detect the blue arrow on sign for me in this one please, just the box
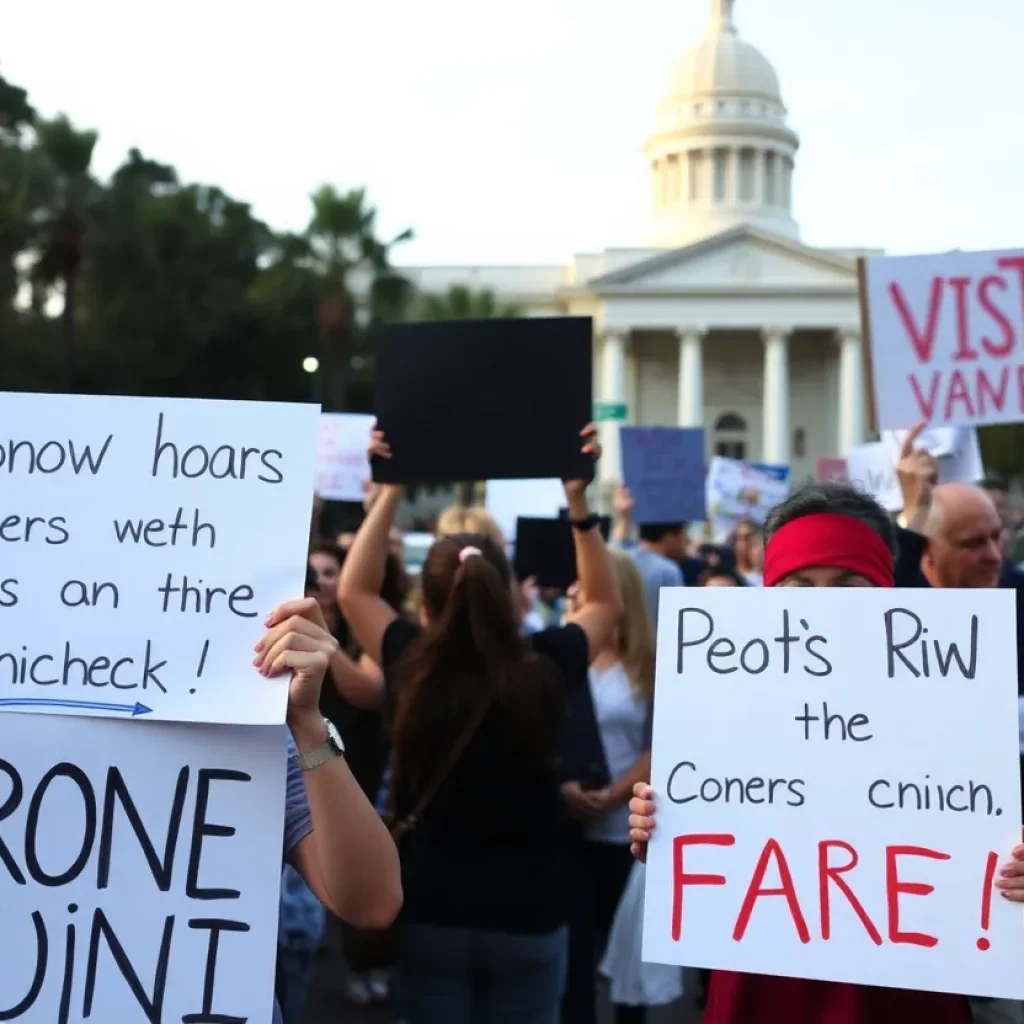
[0,698,153,716]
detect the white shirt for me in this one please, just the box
[586,661,649,845]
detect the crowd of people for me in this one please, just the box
[269,421,1024,1024]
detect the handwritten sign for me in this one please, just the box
[862,248,1024,429]
[705,457,789,540]
[0,714,286,1023]
[846,442,900,511]
[621,427,706,524]
[643,587,1024,999]
[0,392,318,725]
[315,414,375,502]
[847,429,984,513]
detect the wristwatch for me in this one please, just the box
[295,718,345,771]
[569,513,600,533]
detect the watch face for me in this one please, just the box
[325,719,344,752]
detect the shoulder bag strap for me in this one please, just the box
[388,696,494,842]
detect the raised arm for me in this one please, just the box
[327,647,385,711]
[337,431,402,667]
[566,424,622,663]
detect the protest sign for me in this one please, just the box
[861,247,1024,430]
[816,457,849,484]
[0,714,286,1023]
[847,428,984,513]
[643,587,1024,999]
[0,392,318,725]
[705,457,789,540]
[314,414,375,502]
[486,478,564,546]
[845,443,900,511]
[621,427,706,524]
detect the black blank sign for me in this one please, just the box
[515,515,612,591]
[371,317,593,484]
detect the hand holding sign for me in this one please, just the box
[895,420,939,528]
[254,598,339,720]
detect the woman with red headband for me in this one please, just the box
[627,482,1024,1024]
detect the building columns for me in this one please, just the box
[762,327,791,465]
[837,328,866,454]
[677,329,705,428]
[599,331,626,482]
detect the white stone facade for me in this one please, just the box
[398,0,880,488]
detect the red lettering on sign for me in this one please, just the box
[978,276,1016,357]
[733,838,810,944]
[889,278,944,363]
[817,840,882,945]
[671,833,734,941]
[998,256,1024,330]
[977,365,1010,415]
[943,369,976,421]
[884,845,950,948]
[906,364,1024,423]
[948,277,978,361]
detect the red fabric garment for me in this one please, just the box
[705,970,972,1024]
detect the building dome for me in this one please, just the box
[663,24,781,107]
[645,0,800,248]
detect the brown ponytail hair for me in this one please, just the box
[391,533,558,799]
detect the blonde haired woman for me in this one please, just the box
[435,505,506,547]
[561,548,654,1024]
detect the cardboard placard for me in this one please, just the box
[643,587,1024,999]
[0,392,318,725]
[861,248,1024,430]
[620,427,706,525]
[371,318,593,484]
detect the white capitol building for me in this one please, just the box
[401,0,876,489]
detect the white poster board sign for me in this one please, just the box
[847,429,984,512]
[863,248,1024,430]
[315,414,375,502]
[0,392,318,725]
[643,587,1024,1000]
[705,457,789,540]
[0,714,286,1023]
[486,478,564,545]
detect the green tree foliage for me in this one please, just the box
[0,69,412,408]
[418,283,521,321]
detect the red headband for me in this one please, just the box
[763,513,894,588]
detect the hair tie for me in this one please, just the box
[459,546,482,563]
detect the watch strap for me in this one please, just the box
[569,513,600,533]
[296,719,344,771]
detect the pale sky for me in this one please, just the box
[5,0,1020,266]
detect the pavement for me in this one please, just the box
[302,949,704,1024]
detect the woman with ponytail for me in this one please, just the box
[338,425,620,1024]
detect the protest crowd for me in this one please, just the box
[3,7,1023,1020]
[268,401,1024,1024]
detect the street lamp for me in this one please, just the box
[302,356,321,404]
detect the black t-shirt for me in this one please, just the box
[381,617,589,934]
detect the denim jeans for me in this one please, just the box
[398,921,568,1024]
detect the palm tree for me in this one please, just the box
[306,185,413,411]
[29,114,98,391]
[418,283,521,321]
[416,284,522,504]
